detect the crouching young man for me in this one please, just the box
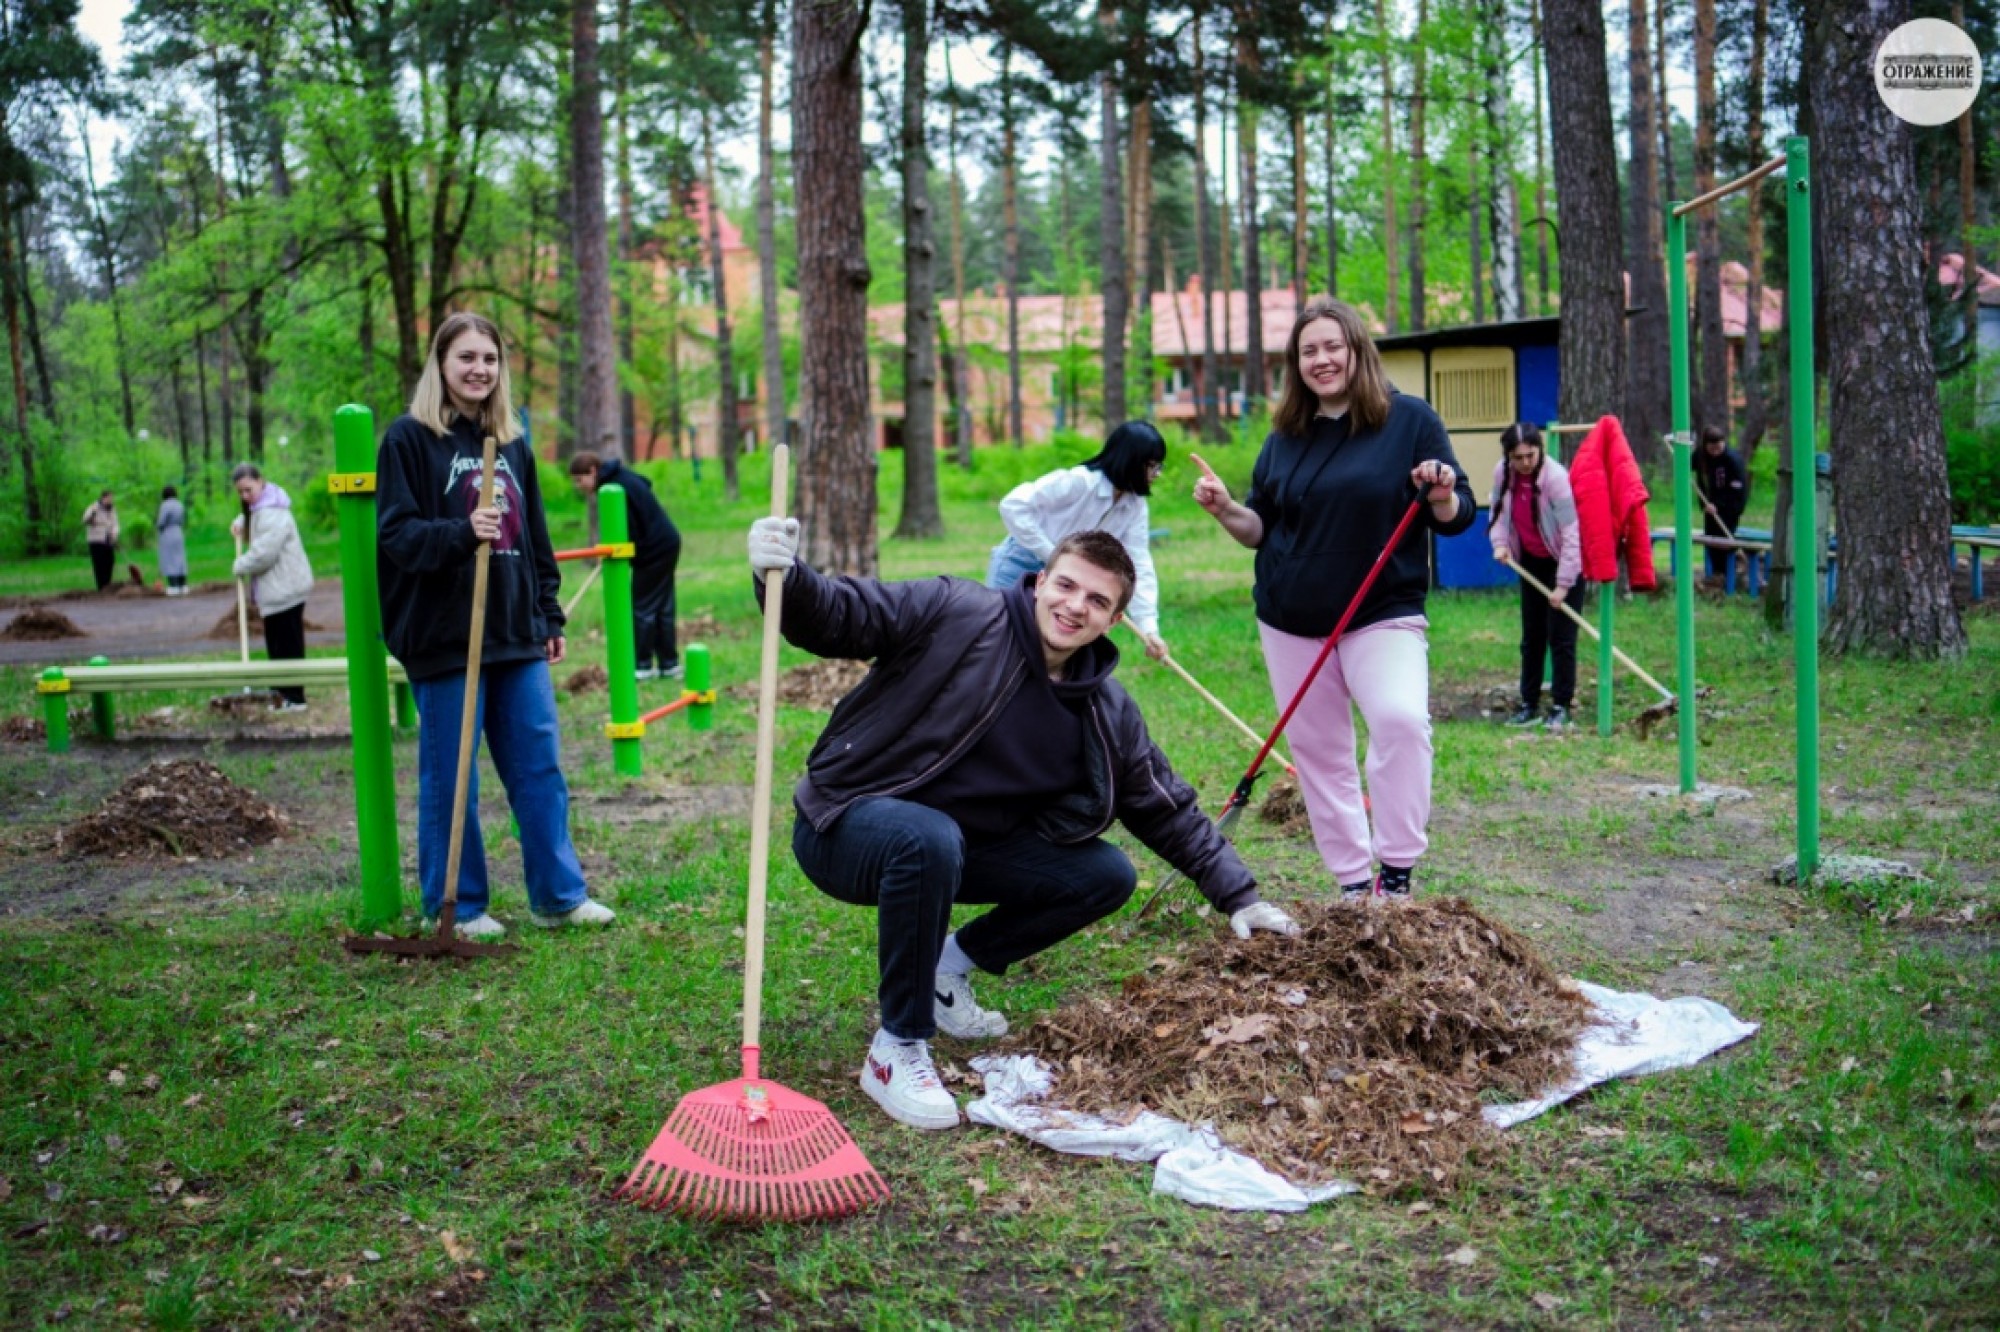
[748,520,1300,1131]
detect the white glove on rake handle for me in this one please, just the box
[1230,901,1301,939]
[748,516,801,575]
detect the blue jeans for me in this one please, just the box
[793,796,1137,1040]
[985,537,1043,591]
[412,658,589,920]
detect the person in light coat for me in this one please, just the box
[985,422,1170,660]
[82,491,119,590]
[1487,423,1584,732]
[230,463,315,711]
[156,485,189,595]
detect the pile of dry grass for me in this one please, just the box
[1258,775,1310,834]
[61,759,289,860]
[206,607,325,639]
[563,663,609,695]
[1,715,46,743]
[1003,898,1594,1191]
[2,606,87,641]
[730,658,869,710]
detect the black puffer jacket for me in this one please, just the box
[761,563,1261,914]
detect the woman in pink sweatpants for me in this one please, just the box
[1193,298,1476,900]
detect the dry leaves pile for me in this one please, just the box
[1258,775,1310,835]
[1,606,88,641]
[0,715,46,743]
[207,692,281,717]
[562,664,609,695]
[730,658,870,710]
[1006,898,1594,1191]
[61,759,289,860]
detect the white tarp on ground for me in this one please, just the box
[965,981,1758,1212]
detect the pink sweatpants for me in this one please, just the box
[1258,616,1433,884]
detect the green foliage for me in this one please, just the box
[1945,423,2000,525]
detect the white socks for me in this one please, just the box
[937,933,975,979]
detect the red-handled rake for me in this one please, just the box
[617,445,888,1222]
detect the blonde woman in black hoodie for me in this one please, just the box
[376,312,614,941]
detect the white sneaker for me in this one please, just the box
[933,971,1008,1039]
[425,912,506,940]
[659,661,685,679]
[633,667,660,681]
[859,1033,960,1130]
[529,899,617,929]
[273,700,309,714]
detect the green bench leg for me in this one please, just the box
[41,669,70,754]
[88,656,114,740]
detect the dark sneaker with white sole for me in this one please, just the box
[1545,705,1572,733]
[934,971,1008,1039]
[1504,703,1543,727]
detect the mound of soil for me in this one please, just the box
[207,692,282,717]
[1,715,46,743]
[730,658,870,710]
[60,759,289,860]
[679,612,733,641]
[206,606,326,638]
[1258,775,1311,835]
[1,607,88,641]
[563,664,609,695]
[1003,898,1594,1191]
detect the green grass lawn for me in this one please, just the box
[1,445,1995,1328]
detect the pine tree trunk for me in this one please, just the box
[615,0,637,457]
[944,39,972,465]
[571,0,620,460]
[1625,0,1670,463]
[1468,141,1483,323]
[758,1,788,452]
[1235,19,1263,410]
[1542,0,1626,425]
[895,0,941,539]
[1480,0,1521,321]
[1001,47,1024,446]
[1194,17,1223,442]
[1375,0,1399,333]
[1408,0,1428,331]
[1529,0,1549,315]
[1693,0,1728,435]
[793,0,877,575]
[1956,2,1978,352]
[1323,60,1339,300]
[1806,0,1966,658]
[1130,97,1155,419]
[76,117,136,434]
[1655,0,1676,203]
[703,114,741,500]
[0,186,39,549]
[1290,102,1307,309]
[1736,0,1770,461]
[1098,1,1128,428]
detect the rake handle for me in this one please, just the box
[1503,554,1675,701]
[1157,650,1295,774]
[562,557,604,620]
[742,444,790,1071]
[233,529,250,665]
[439,435,500,936]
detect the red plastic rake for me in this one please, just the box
[617,445,888,1222]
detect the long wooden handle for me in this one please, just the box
[1159,652,1295,773]
[233,530,250,665]
[742,444,789,1058]
[441,435,500,919]
[562,558,604,620]
[1691,470,1739,542]
[1506,556,1675,701]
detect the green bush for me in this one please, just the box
[1946,424,2000,525]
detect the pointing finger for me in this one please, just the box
[1189,452,1221,482]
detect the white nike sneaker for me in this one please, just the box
[933,971,1008,1039]
[858,1032,960,1130]
[529,898,617,929]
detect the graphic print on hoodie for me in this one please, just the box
[447,451,527,556]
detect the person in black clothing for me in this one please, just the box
[1693,425,1749,578]
[746,521,1300,1132]
[376,311,615,942]
[568,451,683,679]
[1193,296,1476,903]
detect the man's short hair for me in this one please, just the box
[1045,530,1136,613]
[568,451,603,477]
[1700,425,1726,446]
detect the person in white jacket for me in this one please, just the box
[1486,423,1584,732]
[230,463,316,711]
[985,421,1170,660]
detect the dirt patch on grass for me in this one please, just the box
[206,606,327,638]
[572,783,753,828]
[679,611,743,641]
[1431,683,1523,724]
[563,663,609,695]
[1258,775,1311,835]
[728,658,870,710]
[2,715,46,743]
[1,606,88,641]
[58,759,290,860]
[1004,897,1594,1191]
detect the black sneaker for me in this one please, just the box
[1504,703,1543,727]
[1340,880,1372,903]
[1373,868,1413,900]
[1545,705,1572,733]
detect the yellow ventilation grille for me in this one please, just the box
[1432,366,1512,427]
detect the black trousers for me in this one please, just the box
[263,604,307,705]
[1702,508,1745,577]
[632,543,681,671]
[1517,552,1582,710]
[89,543,116,590]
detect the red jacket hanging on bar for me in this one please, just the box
[1567,415,1659,591]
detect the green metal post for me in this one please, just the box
[1667,203,1698,793]
[392,679,415,733]
[1597,583,1615,737]
[88,656,114,740]
[333,403,403,928]
[686,643,713,732]
[41,668,70,754]
[600,484,642,777]
[1787,137,1820,879]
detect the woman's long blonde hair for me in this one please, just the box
[1272,298,1393,438]
[409,311,523,443]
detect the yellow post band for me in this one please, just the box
[328,472,378,495]
[604,720,646,740]
[691,689,717,705]
[606,543,636,560]
[36,677,72,694]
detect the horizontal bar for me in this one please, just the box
[1672,155,1787,217]
[639,693,698,726]
[554,545,615,562]
[43,659,408,693]
[1542,423,1602,434]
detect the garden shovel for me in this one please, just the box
[346,434,515,961]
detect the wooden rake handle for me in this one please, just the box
[1157,651,1295,774]
[233,530,250,665]
[440,435,500,931]
[1504,554,1675,701]
[742,444,790,1064]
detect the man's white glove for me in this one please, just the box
[749,516,801,575]
[1229,901,1301,939]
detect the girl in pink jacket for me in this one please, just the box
[1488,423,1583,732]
